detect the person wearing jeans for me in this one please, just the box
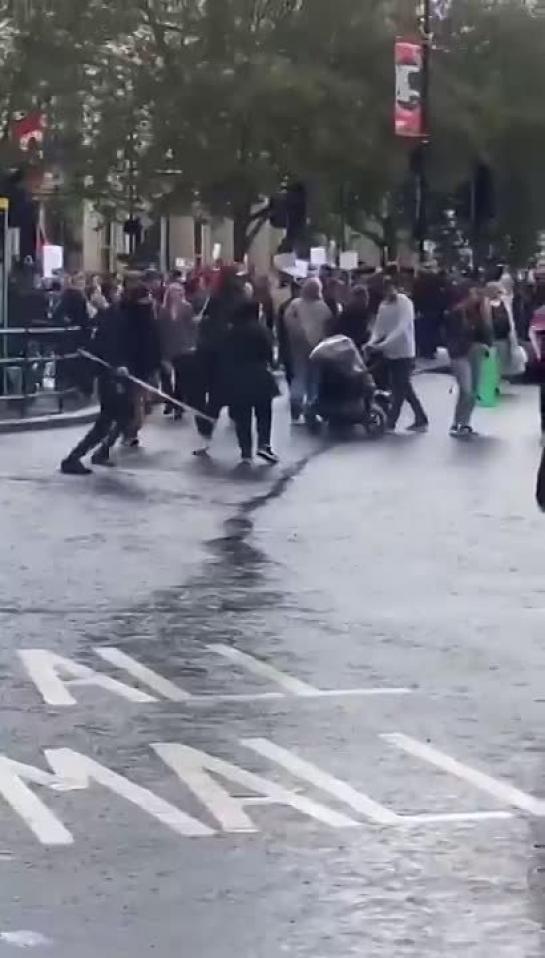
[284,278,332,422]
[445,285,493,438]
[368,279,428,432]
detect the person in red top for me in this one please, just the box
[529,305,545,441]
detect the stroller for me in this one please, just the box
[309,335,390,438]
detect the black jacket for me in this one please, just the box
[122,300,161,380]
[220,320,279,406]
[92,305,130,369]
[197,289,247,355]
[445,305,492,359]
[336,303,370,347]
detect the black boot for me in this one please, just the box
[61,457,92,476]
[91,448,116,467]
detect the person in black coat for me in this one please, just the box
[121,284,162,445]
[221,299,280,464]
[52,276,94,397]
[335,285,370,347]
[60,290,132,475]
[193,267,247,450]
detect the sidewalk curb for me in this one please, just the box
[0,405,99,434]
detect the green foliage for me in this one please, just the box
[2,0,545,258]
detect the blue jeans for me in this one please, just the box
[290,353,318,416]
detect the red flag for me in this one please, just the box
[11,112,46,152]
[395,41,424,138]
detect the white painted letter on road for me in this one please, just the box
[18,650,157,707]
[45,749,213,837]
[0,756,73,846]
[153,742,360,832]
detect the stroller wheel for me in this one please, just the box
[305,413,322,435]
[364,404,387,439]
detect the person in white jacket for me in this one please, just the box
[368,279,428,432]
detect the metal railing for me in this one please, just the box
[0,325,94,419]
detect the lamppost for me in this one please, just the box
[415,0,431,260]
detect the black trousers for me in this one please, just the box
[161,354,200,414]
[230,400,272,458]
[194,351,224,439]
[386,358,428,429]
[69,379,131,459]
[540,384,545,432]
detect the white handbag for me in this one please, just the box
[507,341,527,376]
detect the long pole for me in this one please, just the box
[417,0,431,260]
[127,127,137,256]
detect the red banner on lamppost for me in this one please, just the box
[394,40,424,137]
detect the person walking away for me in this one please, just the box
[122,284,162,447]
[335,285,371,348]
[276,280,300,387]
[284,278,332,422]
[445,284,492,438]
[193,266,246,455]
[158,283,199,420]
[485,281,514,384]
[368,278,428,433]
[60,287,131,474]
[529,305,545,442]
[221,299,280,464]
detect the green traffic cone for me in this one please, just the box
[477,348,500,408]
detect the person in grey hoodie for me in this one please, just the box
[158,283,200,419]
[368,278,428,432]
[284,278,332,421]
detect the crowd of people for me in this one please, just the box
[33,258,545,475]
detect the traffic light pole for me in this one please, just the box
[416,0,431,260]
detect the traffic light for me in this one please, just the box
[123,217,142,243]
[454,164,495,228]
[285,181,307,236]
[0,168,35,229]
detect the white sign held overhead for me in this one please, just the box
[273,252,296,272]
[310,246,327,267]
[42,245,63,279]
[339,251,359,272]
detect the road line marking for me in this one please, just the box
[0,757,74,847]
[0,930,51,948]
[399,811,513,825]
[46,749,214,838]
[185,692,286,705]
[207,645,320,696]
[18,649,156,707]
[244,738,400,825]
[178,689,411,707]
[309,688,412,698]
[383,733,545,816]
[153,741,360,832]
[94,647,191,702]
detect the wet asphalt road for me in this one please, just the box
[1,375,545,957]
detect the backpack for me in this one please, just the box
[491,302,510,340]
